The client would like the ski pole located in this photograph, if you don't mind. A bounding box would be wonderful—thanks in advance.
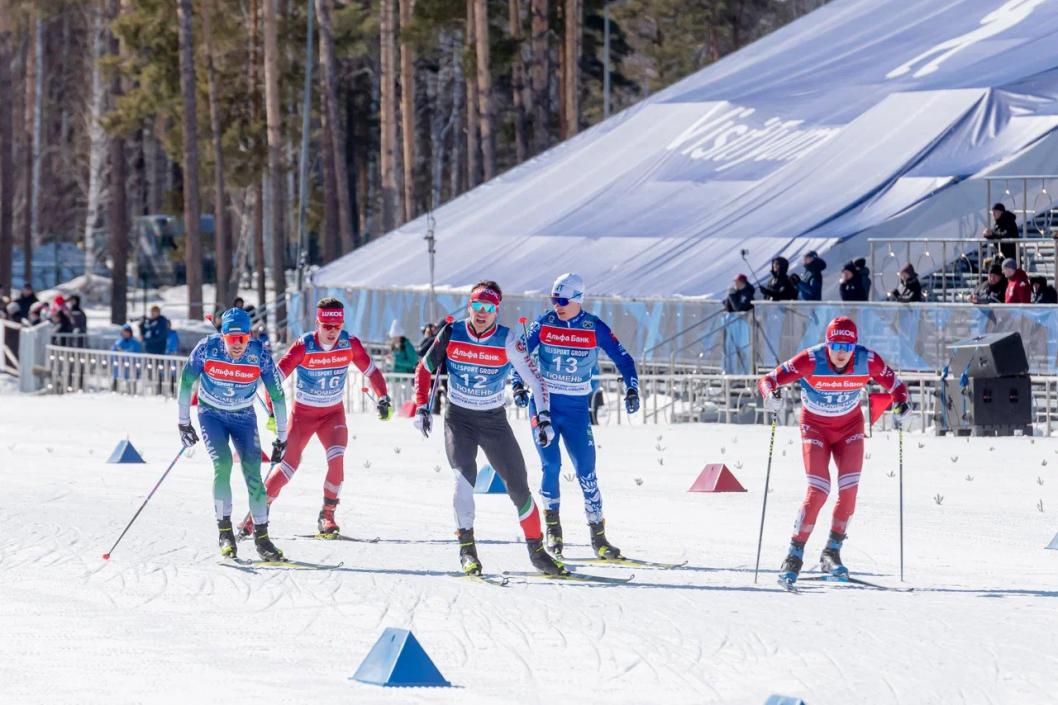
[102,447,186,560]
[425,315,455,414]
[899,427,904,582]
[360,386,378,404]
[753,417,779,584]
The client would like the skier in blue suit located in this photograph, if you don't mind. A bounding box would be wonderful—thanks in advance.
[512,273,640,559]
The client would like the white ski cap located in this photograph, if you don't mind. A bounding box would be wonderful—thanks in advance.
[388,319,405,338]
[551,273,585,302]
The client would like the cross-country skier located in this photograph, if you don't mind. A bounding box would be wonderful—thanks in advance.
[177,307,288,561]
[239,298,392,538]
[510,272,639,559]
[413,281,565,576]
[757,316,909,586]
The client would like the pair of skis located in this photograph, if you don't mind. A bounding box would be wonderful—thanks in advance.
[778,573,914,593]
[462,553,685,587]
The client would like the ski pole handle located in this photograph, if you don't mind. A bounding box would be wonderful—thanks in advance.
[102,447,186,560]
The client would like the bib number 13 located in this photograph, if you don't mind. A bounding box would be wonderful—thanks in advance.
[553,356,578,374]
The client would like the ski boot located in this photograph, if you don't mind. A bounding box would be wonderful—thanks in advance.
[527,537,569,576]
[218,517,237,558]
[236,513,254,540]
[589,520,622,560]
[820,531,849,580]
[457,528,482,575]
[253,522,284,562]
[778,540,806,587]
[544,509,563,557]
[317,498,340,538]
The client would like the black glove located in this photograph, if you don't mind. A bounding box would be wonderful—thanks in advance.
[377,394,393,421]
[414,404,433,438]
[624,387,640,414]
[533,410,555,448]
[270,438,287,464]
[512,381,530,408]
[178,422,199,448]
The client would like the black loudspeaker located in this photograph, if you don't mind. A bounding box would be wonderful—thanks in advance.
[948,332,1029,378]
[939,377,1032,436]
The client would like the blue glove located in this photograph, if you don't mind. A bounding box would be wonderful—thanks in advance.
[624,387,640,414]
[512,381,530,408]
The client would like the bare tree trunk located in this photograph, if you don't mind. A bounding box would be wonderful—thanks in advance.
[473,0,494,181]
[0,0,14,294]
[178,0,203,319]
[203,2,230,311]
[399,0,416,222]
[509,0,528,163]
[530,0,548,154]
[263,0,286,332]
[562,0,579,139]
[250,0,266,316]
[82,2,107,288]
[316,0,355,253]
[319,112,339,263]
[107,0,128,324]
[448,29,463,198]
[344,88,361,245]
[379,0,399,232]
[464,0,480,189]
[21,12,40,285]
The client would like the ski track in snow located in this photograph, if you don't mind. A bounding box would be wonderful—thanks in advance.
[2,394,1058,704]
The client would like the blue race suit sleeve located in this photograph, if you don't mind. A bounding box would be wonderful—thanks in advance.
[509,317,542,388]
[595,317,639,390]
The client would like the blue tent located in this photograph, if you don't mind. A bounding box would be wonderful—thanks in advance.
[315,0,1058,300]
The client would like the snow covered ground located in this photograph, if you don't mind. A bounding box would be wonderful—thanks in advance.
[2,393,1058,705]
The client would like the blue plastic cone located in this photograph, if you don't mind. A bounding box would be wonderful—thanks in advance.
[107,439,146,464]
[1046,532,1058,550]
[765,696,807,705]
[351,628,451,687]
[474,465,507,494]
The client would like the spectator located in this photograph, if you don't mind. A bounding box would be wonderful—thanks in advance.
[854,257,872,299]
[5,301,21,323]
[1001,258,1031,304]
[141,305,171,355]
[165,328,180,355]
[839,261,869,301]
[983,203,1019,262]
[388,319,419,374]
[793,250,827,301]
[417,322,439,357]
[888,263,924,303]
[1030,275,1058,304]
[759,256,798,301]
[254,324,272,354]
[723,274,755,312]
[67,294,88,347]
[49,303,74,345]
[15,283,38,320]
[111,323,143,390]
[970,264,1007,304]
[232,297,245,310]
[26,301,47,326]
[0,294,10,316]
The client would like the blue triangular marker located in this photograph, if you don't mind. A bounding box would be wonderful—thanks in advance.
[107,439,146,464]
[474,465,507,494]
[1046,532,1058,550]
[765,696,807,705]
[351,628,451,687]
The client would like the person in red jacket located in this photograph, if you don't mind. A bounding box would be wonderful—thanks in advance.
[240,298,391,538]
[758,316,909,587]
[1002,258,1031,304]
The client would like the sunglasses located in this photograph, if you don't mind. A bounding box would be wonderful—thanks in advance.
[470,301,497,313]
[319,323,342,331]
[551,296,572,307]
[827,342,855,352]
[223,333,250,345]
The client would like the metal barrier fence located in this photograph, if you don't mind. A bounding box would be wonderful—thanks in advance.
[47,347,1058,436]
[2,320,20,375]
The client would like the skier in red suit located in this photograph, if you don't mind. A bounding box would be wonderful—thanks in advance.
[758,316,909,586]
[240,298,391,539]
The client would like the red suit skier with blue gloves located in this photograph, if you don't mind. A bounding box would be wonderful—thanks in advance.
[758,316,909,587]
